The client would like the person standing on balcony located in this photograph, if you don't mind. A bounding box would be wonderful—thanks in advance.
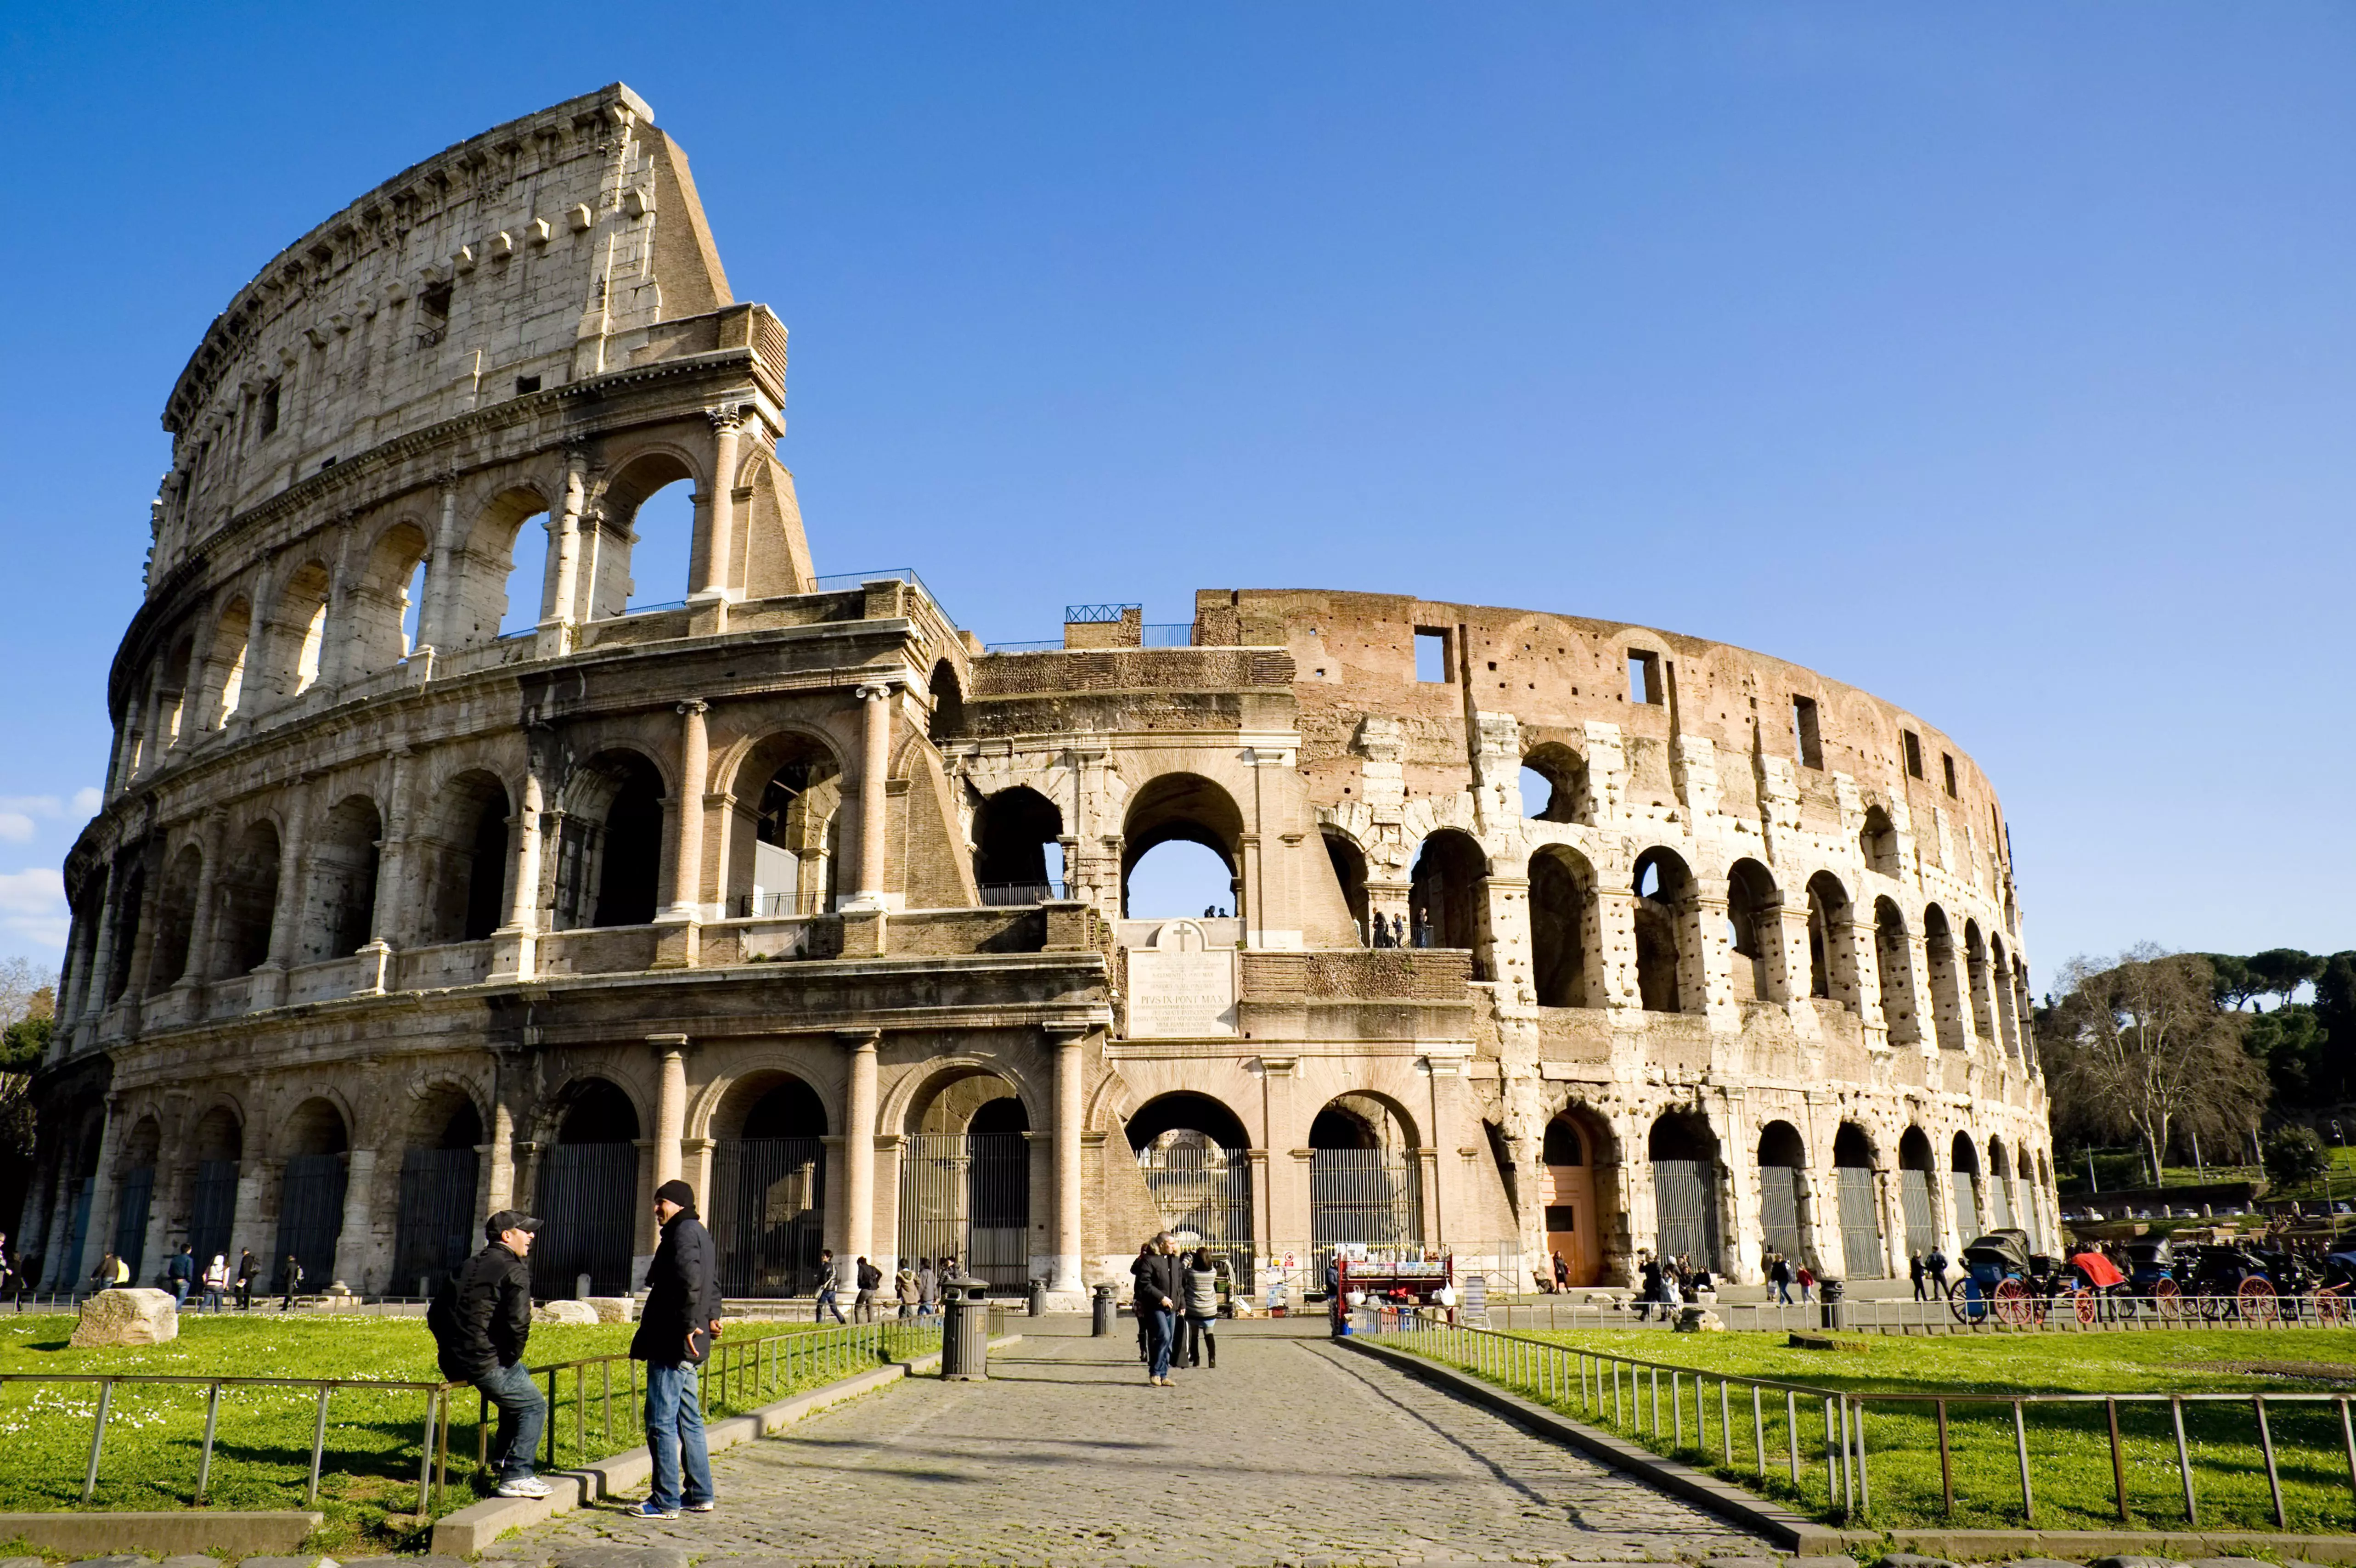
[428,1210,547,1499]
[631,1179,720,1520]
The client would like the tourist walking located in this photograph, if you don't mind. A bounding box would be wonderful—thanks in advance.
[426,1210,547,1499]
[235,1249,259,1310]
[1909,1252,1928,1301]
[165,1243,197,1307]
[852,1256,880,1323]
[1552,1251,1570,1293]
[1635,1252,1663,1321]
[1182,1247,1219,1369]
[279,1253,303,1310]
[631,1179,720,1520]
[1137,1233,1184,1386]
[916,1257,938,1319]
[1926,1245,1949,1293]
[1796,1263,1815,1303]
[200,1254,230,1312]
[1768,1252,1793,1306]
[894,1262,917,1318]
[814,1249,846,1324]
[1131,1241,1159,1363]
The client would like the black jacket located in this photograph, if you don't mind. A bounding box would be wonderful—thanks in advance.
[434,1242,532,1383]
[632,1208,719,1367]
[166,1251,197,1284]
[1136,1251,1186,1313]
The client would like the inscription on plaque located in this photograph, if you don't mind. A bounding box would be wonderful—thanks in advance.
[1127,948,1238,1038]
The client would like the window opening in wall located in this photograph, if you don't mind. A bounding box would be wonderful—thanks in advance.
[1791,695,1822,769]
[416,282,452,349]
[1124,840,1231,919]
[1520,743,1586,824]
[259,381,281,438]
[1519,767,1552,818]
[1902,730,1924,779]
[973,786,1065,905]
[497,514,549,637]
[514,374,541,396]
[625,478,693,610]
[399,559,428,656]
[1942,752,1958,796]
[1628,649,1663,706]
[1413,628,1450,683]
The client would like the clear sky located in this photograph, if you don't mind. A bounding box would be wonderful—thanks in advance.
[2,4,2350,982]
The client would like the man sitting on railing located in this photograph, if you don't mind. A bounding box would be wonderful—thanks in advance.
[428,1210,547,1500]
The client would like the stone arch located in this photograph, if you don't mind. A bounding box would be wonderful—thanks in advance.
[1121,771,1246,918]
[554,749,665,929]
[592,447,701,618]
[1541,1101,1614,1287]
[268,558,333,700]
[1756,1118,1811,1266]
[1125,1090,1251,1151]
[1725,857,1778,1003]
[1632,846,1692,1013]
[973,786,1064,901]
[1323,829,1371,943]
[1308,1090,1425,1274]
[1646,1107,1722,1269]
[1529,842,1597,1007]
[1873,896,1918,1043]
[197,594,253,728]
[1859,804,1900,878]
[416,769,512,944]
[1806,870,1854,1004]
[722,728,845,918]
[390,1079,485,1297]
[1127,1090,1256,1280]
[1831,1120,1887,1278]
[1951,1129,1984,1241]
[707,1067,831,1297]
[1985,1133,2019,1229]
[1990,932,2021,1056]
[1521,741,1589,824]
[927,659,965,743]
[451,485,552,646]
[1409,828,1488,967]
[192,1102,245,1162]
[214,818,281,976]
[1308,1089,1420,1152]
[300,794,382,962]
[533,1074,642,1297]
[282,1095,352,1157]
[896,1060,1036,1290]
[146,842,204,993]
[349,517,433,672]
[1923,903,1966,1050]
[1963,919,1996,1042]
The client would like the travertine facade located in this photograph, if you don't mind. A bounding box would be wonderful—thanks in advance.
[27,86,2054,1304]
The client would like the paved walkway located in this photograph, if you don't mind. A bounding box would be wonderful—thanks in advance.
[515,1321,1764,1567]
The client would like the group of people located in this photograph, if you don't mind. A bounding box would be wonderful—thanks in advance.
[814,1250,960,1323]
[1763,1251,1817,1304]
[425,1178,721,1520]
[1634,1251,1718,1319]
[78,1242,295,1310]
[1907,1248,1954,1299]
[1365,912,1432,948]
[1130,1232,1221,1384]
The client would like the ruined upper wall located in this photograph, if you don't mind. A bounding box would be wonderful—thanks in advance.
[153,85,732,581]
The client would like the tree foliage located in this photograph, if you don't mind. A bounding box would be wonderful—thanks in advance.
[2261,1125,2331,1189]
[0,956,52,1162]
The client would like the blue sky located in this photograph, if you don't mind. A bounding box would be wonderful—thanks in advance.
[2,4,2350,979]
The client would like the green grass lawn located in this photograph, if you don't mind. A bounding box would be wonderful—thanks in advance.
[0,1311,933,1553]
[1396,1324,2356,1535]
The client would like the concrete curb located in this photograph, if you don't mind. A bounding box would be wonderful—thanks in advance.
[1340,1337,1844,1553]
[1873,1529,2356,1562]
[0,1510,322,1557]
[429,1335,1021,1556]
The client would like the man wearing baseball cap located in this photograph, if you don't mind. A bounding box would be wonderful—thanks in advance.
[427,1209,548,1498]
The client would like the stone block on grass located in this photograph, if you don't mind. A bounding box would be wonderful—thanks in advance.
[582,1296,635,1323]
[70,1287,180,1347]
[532,1299,599,1325]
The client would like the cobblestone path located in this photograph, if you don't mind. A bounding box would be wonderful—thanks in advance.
[519,1322,1764,1566]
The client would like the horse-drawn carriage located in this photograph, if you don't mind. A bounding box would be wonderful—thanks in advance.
[1947,1229,2058,1325]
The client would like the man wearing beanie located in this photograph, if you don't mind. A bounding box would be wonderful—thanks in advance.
[630,1179,720,1517]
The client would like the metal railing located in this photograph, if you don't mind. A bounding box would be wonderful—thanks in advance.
[980,880,1064,905]
[811,567,935,601]
[737,890,833,918]
[1477,1290,2354,1336]
[1376,1309,2356,1530]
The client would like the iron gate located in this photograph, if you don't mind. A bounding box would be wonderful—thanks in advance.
[1836,1166,1884,1278]
[1138,1144,1254,1290]
[712,1136,827,1296]
[113,1168,154,1281]
[1899,1168,1938,1256]
[1310,1149,1423,1281]
[1954,1174,1981,1242]
[189,1160,237,1269]
[1651,1158,1719,1268]
[273,1153,348,1293]
[532,1142,638,1297]
[1758,1164,1804,1260]
[393,1147,479,1297]
[1989,1173,2016,1230]
[899,1133,1031,1292]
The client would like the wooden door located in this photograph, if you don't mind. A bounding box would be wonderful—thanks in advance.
[1544,1163,1599,1286]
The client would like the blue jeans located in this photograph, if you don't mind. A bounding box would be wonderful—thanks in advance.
[171,1280,191,1308]
[644,1362,712,1511]
[1775,1282,1793,1305]
[1145,1307,1177,1378]
[816,1288,845,1324]
[473,1361,547,1482]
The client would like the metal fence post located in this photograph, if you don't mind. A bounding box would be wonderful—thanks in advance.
[2171,1394,2197,1525]
[195,1381,222,1504]
[2013,1398,2034,1523]
[2255,1395,2287,1528]
[305,1386,330,1506]
[1936,1398,1953,1516]
[83,1378,114,1504]
[2107,1397,2128,1522]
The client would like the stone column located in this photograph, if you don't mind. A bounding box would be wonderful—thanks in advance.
[331,1149,376,1290]
[120,841,167,1007]
[539,451,588,656]
[1048,1026,1089,1297]
[252,787,309,1009]
[418,476,461,653]
[693,408,743,601]
[668,701,708,920]
[80,860,121,1023]
[839,1030,879,1266]
[74,1103,124,1289]
[490,762,545,983]
[849,682,895,908]
[179,810,227,988]
[1841,916,1884,1032]
[1593,889,1642,1010]
[651,1034,688,1192]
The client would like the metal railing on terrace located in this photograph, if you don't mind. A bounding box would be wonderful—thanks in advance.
[810,567,936,601]
[980,880,1065,906]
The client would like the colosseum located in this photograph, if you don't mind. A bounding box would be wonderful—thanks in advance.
[25,84,2056,1308]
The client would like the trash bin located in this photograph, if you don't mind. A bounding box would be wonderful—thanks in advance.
[1027,1279,1046,1316]
[940,1277,992,1380]
[1818,1277,1845,1331]
[1092,1282,1116,1337]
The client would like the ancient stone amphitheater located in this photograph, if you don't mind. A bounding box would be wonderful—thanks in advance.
[26,85,2054,1305]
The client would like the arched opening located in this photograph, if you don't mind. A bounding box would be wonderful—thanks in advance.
[1308,1093,1423,1283]
[274,1098,349,1295]
[1122,773,1244,920]
[974,787,1065,905]
[147,844,204,993]
[899,1069,1031,1292]
[104,857,145,1004]
[215,821,281,976]
[1832,1123,1884,1278]
[602,455,696,615]
[1323,831,1370,944]
[1409,829,1487,969]
[553,751,664,929]
[449,488,551,643]
[1756,1121,1808,1266]
[1725,858,1777,1003]
[1128,1091,1255,1288]
[113,1116,161,1283]
[1964,919,1996,1043]
[155,634,197,753]
[1898,1127,1939,1258]
[534,1079,641,1297]
[1990,934,2022,1056]
[271,561,332,700]
[1859,805,1900,878]
[1632,848,1691,1012]
[711,1073,829,1296]
[1521,743,1588,824]
[351,520,432,673]
[200,598,252,729]
[1985,1134,2017,1230]
[394,1087,484,1297]
[188,1106,242,1269]
[301,795,382,962]
[1542,1107,1609,1287]
[1529,845,1595,1007]
[727,732,843,919]
[1806,871,1853,1006]
[1923,905,1966,1051]
[1648,1110,1721,1269]
[1874,897,1916,1042]
[419,772,512,944]
[1950,1131,1983,1241]
[927,660,965,744]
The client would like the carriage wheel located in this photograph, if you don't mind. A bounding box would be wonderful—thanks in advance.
[1994,1277,2033,1327]
[2313,1288,2351,1328]
[2152,1278,2182,1322]
[1948,1277,1986,1325]
[2073,1287,2099,1326]
[2238,1276,2279,1323]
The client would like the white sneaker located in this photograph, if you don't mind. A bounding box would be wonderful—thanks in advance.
[496,1476,552,1499]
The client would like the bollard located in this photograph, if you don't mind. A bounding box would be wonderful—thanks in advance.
[940,1276,992,1380]
[1819,1278,1846,1332]
[1028,1279,1046,1317]
[1092,1282,1116,1337]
